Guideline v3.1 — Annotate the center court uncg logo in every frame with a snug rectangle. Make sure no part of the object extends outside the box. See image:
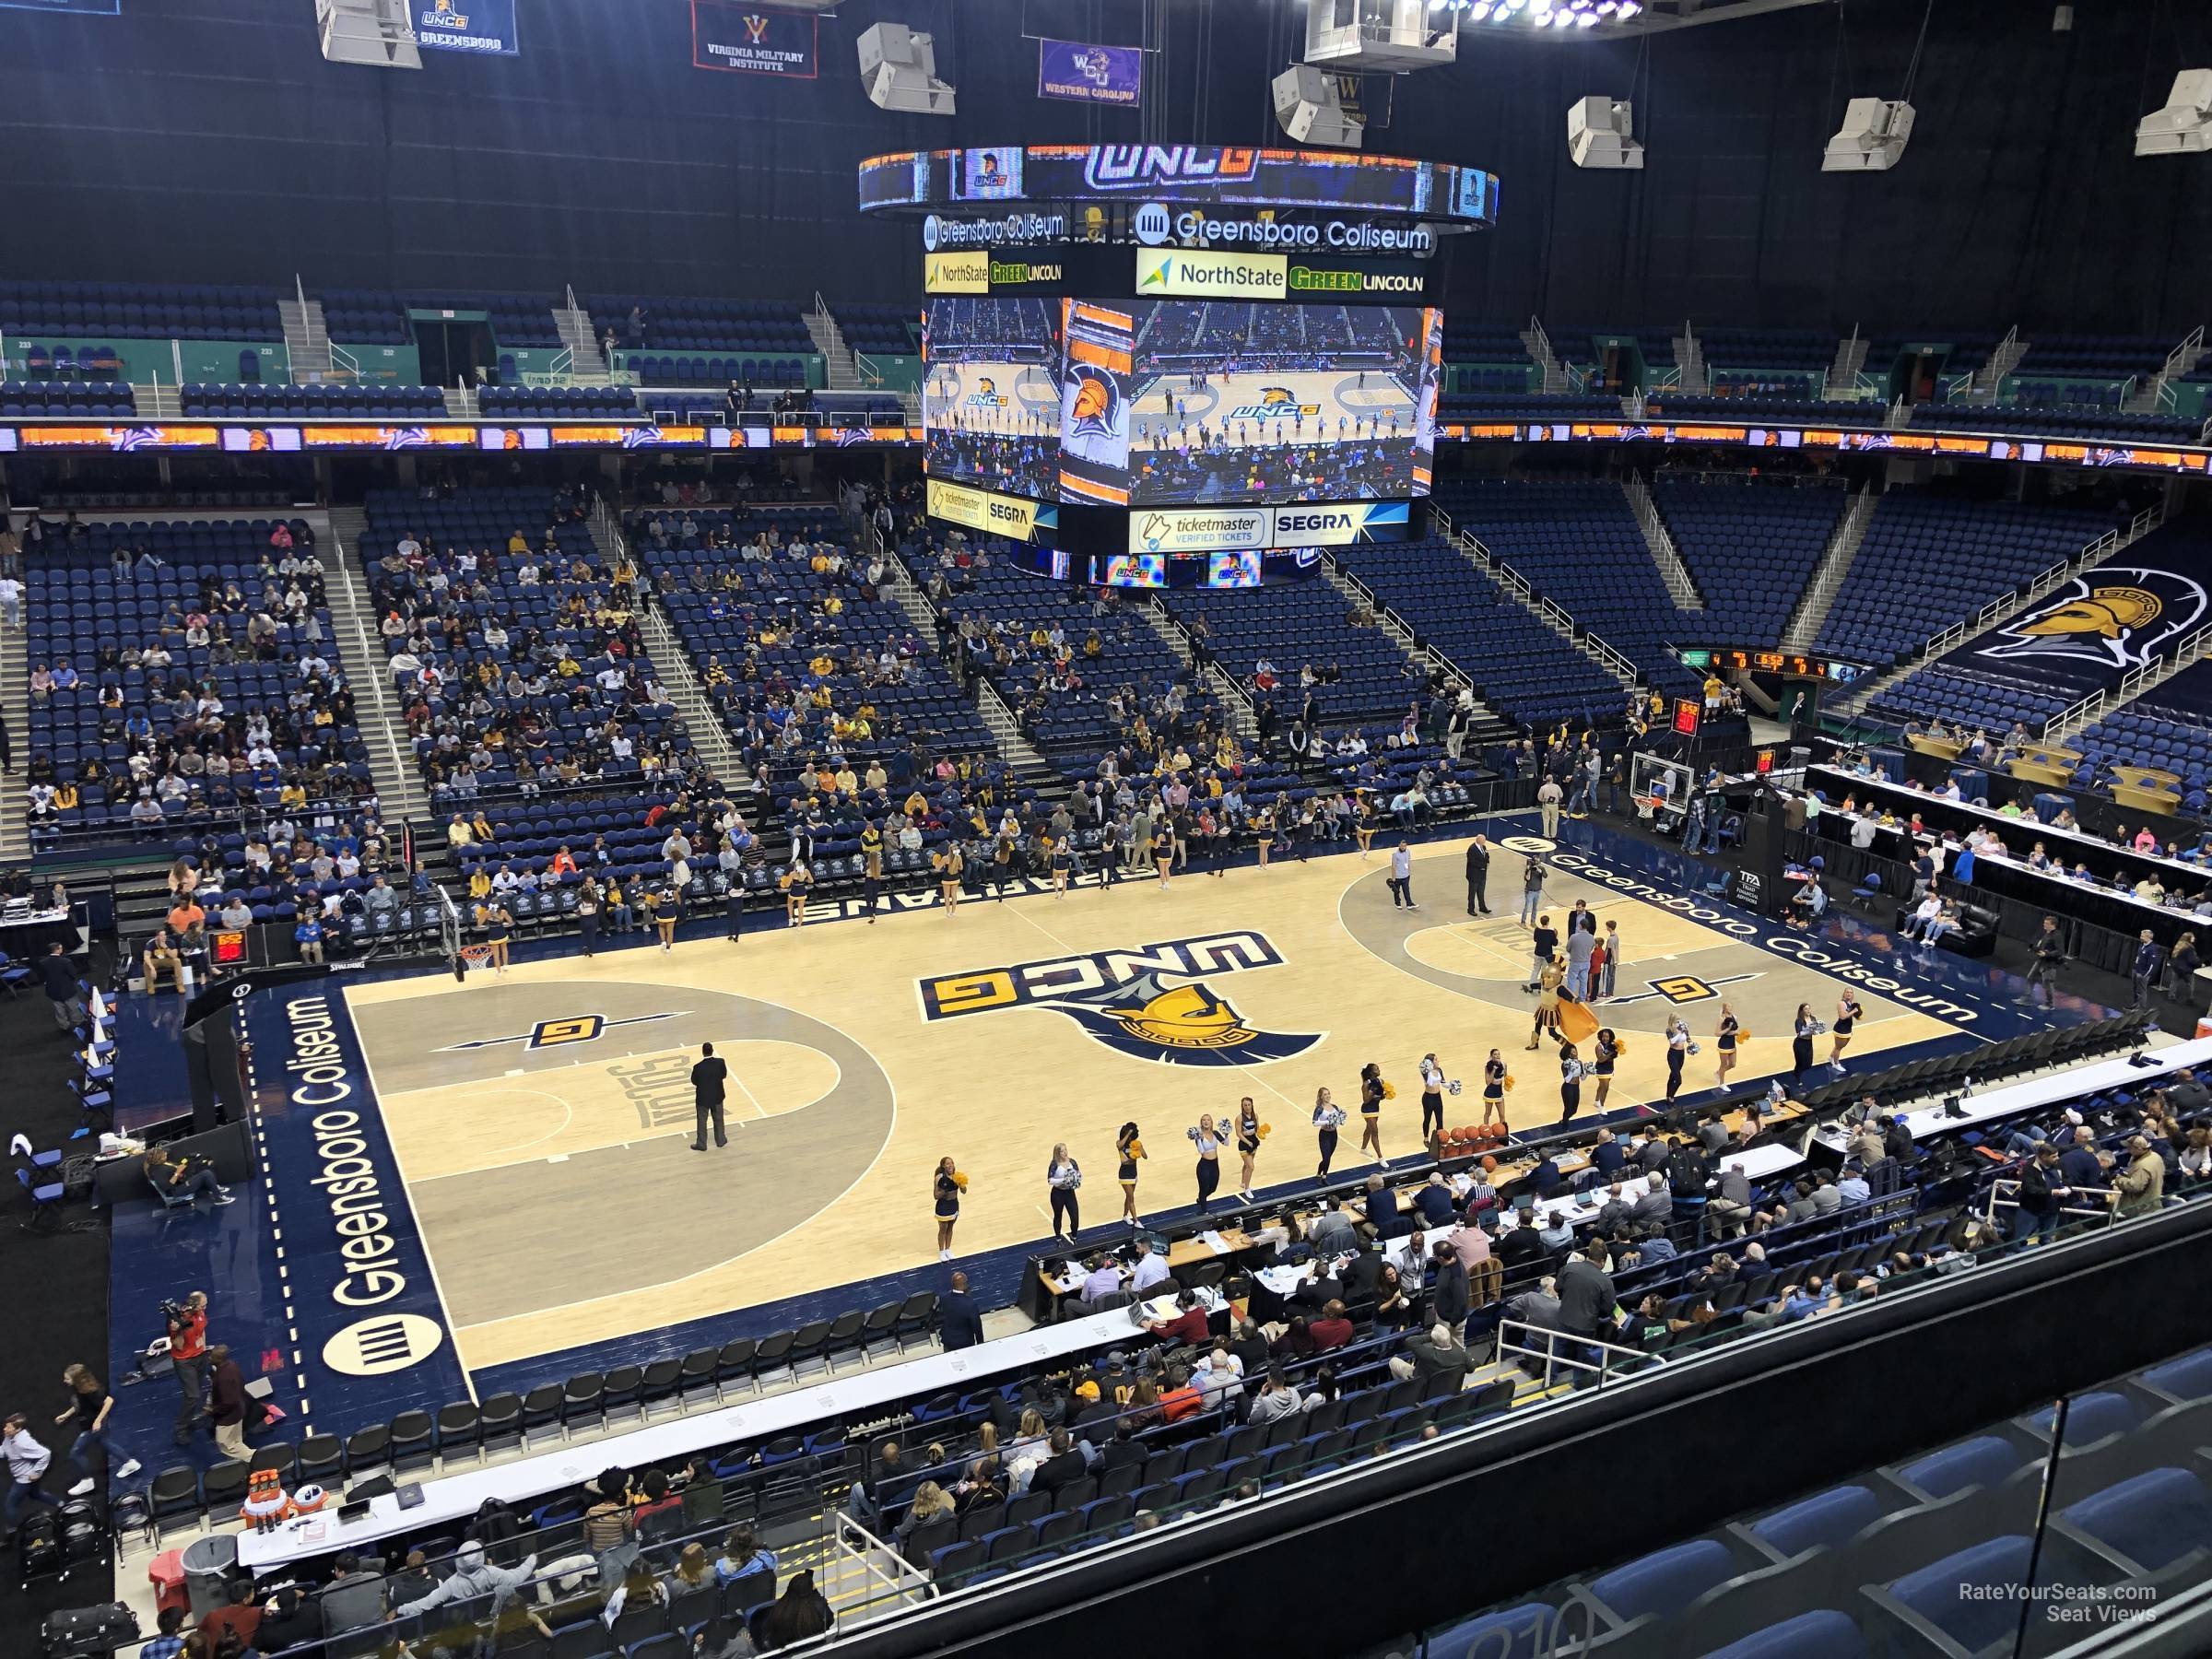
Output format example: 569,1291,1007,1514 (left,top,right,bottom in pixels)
918,931,1322,1065
1134,202,1173,246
